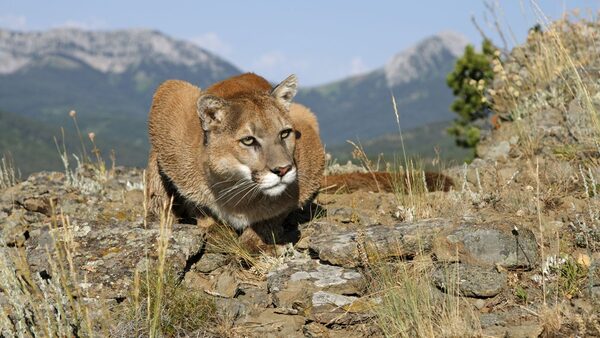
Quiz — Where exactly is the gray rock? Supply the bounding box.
[234,308,306,338]
[210,269,239,298]
[309,218,452,268]
[312,291,357,307]
[21,219,205,300]
[439,222,538,270]
[479,313,506,328]
[192,253,229,273]
[267,258,365,310]
[215,298,248,322]
[433,264,507,298]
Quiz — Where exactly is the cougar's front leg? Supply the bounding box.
[145,149,171,220]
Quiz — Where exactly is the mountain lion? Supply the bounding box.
[146,73,324,250]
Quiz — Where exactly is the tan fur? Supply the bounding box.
[321,172,454,193]
[146,73,325,249]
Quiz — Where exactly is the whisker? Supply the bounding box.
[214,179,252,200]
[221,182,255,206]
[234,184,259,207]
[211,180,235,188]
[210,173,237,188]
[213,182,252,204]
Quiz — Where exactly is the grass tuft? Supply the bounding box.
[0,155,19,189]
[369,256,481,337]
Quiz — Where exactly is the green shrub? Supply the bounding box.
[446,39,497,149]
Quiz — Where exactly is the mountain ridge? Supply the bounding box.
[296,31,468,145]
[0,28,238,75]
[0,27,469,173]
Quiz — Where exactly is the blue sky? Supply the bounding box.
[0,1,597,85]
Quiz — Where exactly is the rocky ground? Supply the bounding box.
[2,17,600,338]
[1,128,598,337]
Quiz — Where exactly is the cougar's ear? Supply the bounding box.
[197,94,228,131]
[271,74,297,110]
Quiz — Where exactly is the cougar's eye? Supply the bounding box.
[280,128,292,140]
[240,136,257,146]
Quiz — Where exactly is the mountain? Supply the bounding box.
[0,28,469,174]
[0,111,61,174]
[0,28,241,173]
[295,31,469,145]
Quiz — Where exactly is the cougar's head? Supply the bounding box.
[197,74,298,198]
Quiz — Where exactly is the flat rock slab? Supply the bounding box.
[267,258,365,311]
[432,264,507,298]
[308,291,375,325]
[309,219,453,268]
[235,308,306,338]
[438,222,539,270]
[21,219,205,300]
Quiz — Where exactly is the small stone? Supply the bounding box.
[312,291,357,307]
[210,269,239,298]
[303,322,329,338]
[193,253,229,273]
[22,197,51,215]
[472,298,486,310]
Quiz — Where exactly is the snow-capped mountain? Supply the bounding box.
[384,31,469,87]
[0,28,235,75]
[0,28,241,172]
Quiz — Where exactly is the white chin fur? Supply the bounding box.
[259,167,297,197]
[262,184,287,197]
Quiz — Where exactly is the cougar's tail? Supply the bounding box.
[320,172,453,193]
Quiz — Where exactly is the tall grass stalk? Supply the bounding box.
[0,155,18,189]
[69,110,90,163]
[392,94,414,204]
[370,244,480,337]
[535,157,546,306]
[149,196,174,337]
[0,200,98,336]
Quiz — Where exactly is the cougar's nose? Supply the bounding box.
[271,165,292,177]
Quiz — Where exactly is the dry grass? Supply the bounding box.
[0,155,18,190]
[361,6,600,337]
[0,203,97,337]
[114,268,215,337]
[489,12,600,148]
[205,223,260,268]
[111,181,217,337]
[204,222,300,277]
[368,255,481,338]
[0,171,218,337]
